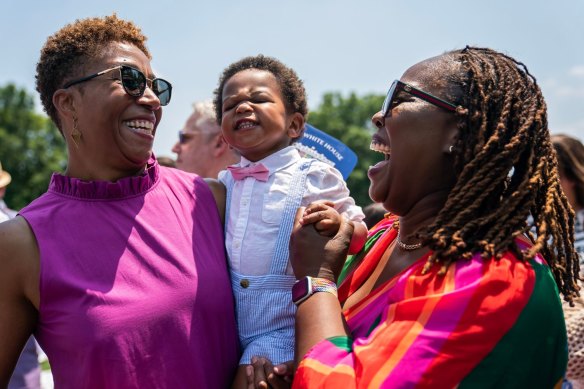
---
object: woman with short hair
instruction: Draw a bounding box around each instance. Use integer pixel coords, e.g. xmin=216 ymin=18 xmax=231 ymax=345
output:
xmin=0 ymin=15 xmax=239 ymax=388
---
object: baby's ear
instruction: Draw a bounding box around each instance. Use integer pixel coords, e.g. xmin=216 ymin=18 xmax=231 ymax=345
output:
xmin=287 ymin=112 xmax=305 ymax=140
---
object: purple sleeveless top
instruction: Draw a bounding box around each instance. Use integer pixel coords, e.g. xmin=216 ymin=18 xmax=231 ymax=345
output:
xmin=20 ymin=159 xmax=239 ymax=389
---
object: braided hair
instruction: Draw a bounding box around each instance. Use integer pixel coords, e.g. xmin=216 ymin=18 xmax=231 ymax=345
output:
xmin=417 ymin=47 xmax=579 ymax=303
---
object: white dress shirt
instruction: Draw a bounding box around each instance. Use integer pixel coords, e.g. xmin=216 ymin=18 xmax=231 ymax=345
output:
xmin=0 ymin=199 xmax=16 ymax=223
xmin=219 ymin=146 xmax=364 ymax=276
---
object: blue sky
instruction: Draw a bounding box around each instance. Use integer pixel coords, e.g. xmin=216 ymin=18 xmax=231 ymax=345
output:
xmin=1 ymin=0 xmax=583 ymax=157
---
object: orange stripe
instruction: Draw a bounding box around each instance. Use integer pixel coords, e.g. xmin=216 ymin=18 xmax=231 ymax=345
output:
xmin=343 ymin=274 xmax=399 ymax=321
xmin=419 ymin=255 xmax=534 ymax=387
xmin=299 ymin=358 xmax=356 ymax=377
xmin=339 ymin=222 xmax=397 ymax=301
xmin=353 ymin=302 xmax=396 ymax=349
xmin=367 ymin=265 xmax=456 ymax=388
xmin=343 ymin=254 xmax=430 ymax=322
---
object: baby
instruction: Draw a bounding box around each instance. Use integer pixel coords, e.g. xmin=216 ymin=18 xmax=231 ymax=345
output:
xmin=213 ymin=55 xmax=367 ymax=388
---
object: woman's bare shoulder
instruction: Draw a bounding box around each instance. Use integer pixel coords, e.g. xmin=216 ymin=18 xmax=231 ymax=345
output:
xmin=0 ymin=216 xmax=40 ymax=307
xmin=203 ymin=178 xmax=226 ymax=196
xmin=0 ymin=216 xmax=38 ymax=254
xmin=203 ymin=178 xmax=226 ymax=222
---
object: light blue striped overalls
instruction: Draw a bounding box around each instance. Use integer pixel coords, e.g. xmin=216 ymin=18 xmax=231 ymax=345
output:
xmin=225 ymin=159 xmax=313 ymax=364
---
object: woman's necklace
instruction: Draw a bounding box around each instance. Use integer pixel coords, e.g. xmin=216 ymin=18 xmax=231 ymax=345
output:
xmin=393 ymin=220 xmax=423 ymax=251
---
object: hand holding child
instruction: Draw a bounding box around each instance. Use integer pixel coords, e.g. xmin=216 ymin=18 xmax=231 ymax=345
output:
xmin=299 ymin=201 xmax=342 ymax=237
xmin=300 ymin=200 xmax=368 ymax=255
xmin=246 ymin=357 xmax=294 ymax=389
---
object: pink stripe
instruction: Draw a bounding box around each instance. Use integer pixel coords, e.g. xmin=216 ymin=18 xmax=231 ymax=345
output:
xmin=380 ymin=255 xmax=485 ymax=386
xmin=367 ymin=219 xmax=391 ymax=238
xmin=516 ymin=237 xmax=545 ymax=265
xmin=347 ymin=265 xmax=418 ymax=340
xmin=309 ymin=340 xmax=352 ymax=368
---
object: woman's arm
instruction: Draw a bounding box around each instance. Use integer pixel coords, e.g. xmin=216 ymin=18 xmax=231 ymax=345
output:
xmin=290 ymin=227 xmax=565 ymax=388
xmin=204 ymin=178 xmax=227 ymax=223
xmin=0 ymin=217 xmax=40 ymax=385
xmin=289 ymin=208 xmax=353 ymax=362
xmin=294 ymin=293 xmax=347 ymax=364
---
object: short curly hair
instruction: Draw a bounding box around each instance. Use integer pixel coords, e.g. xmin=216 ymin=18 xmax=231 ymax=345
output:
xmin=213 ymin=55 xmax=308 ymax=125
xmin=36 ymin=14 xmax=150 ymax=131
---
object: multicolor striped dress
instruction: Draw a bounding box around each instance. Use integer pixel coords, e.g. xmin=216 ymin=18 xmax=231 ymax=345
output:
xmin=293 ymin=216 xmax=568 ymax=388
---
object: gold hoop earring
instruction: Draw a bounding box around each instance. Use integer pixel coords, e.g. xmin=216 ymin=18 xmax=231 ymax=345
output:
xmin=71 ymin=115 xmax=82 ymax=149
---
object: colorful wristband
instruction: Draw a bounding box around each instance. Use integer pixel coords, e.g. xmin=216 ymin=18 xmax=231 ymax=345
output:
xmin=292 ymin=276 xmax=338 ymax=306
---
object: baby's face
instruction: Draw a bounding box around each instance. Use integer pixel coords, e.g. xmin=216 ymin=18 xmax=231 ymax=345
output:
xmin=220 ymin=69 xmax=303 ymax=162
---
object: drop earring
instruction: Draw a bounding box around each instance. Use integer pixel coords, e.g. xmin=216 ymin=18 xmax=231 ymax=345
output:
xmin=71 ymin=115 xmax=82 ymax=149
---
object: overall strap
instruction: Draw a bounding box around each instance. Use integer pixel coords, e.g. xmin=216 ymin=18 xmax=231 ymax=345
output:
xmin=224 ymin=172 xmax=235 ymax=236
xmin=269 ymin=159 xmax=314 ymax=274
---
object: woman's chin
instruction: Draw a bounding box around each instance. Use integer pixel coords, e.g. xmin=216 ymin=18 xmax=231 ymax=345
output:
xmin=123 ymin=149 xmax=153 ymax=169
xmin=368 ymin=183 xmax=387 ymax=205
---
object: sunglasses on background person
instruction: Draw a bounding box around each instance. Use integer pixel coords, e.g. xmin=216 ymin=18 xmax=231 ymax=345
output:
xmin=381 ymin=80 xmax=458 ymax=117
xmin=178 ymin=130 xmax=203 ymax=144
xmin=178 ymin=130 xmax=191 ymax=144
xmin=63 ymin=65 xmax=172 ymax=106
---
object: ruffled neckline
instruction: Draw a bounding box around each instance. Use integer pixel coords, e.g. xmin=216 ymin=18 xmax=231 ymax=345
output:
xmin=48 ymin=158 xmax=159 ymax=200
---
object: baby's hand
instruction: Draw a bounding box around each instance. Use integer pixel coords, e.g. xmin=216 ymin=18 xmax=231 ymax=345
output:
xmin=300 ymin=201 xmax=342 ymax=237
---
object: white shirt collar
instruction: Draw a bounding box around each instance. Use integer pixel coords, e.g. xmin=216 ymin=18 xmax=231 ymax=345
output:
xmin=239 ymin=146 xmax=301 ymax=175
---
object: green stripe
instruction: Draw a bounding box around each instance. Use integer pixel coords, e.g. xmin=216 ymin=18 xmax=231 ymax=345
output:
xmin=366 ymin=315 xmax=382 ymax=337
xmin=326 ymin=336 xmax=353 ymax=352
xmin=459 ymin=259 xmax=567 ymax=388
xmin=338 ymin=228 xmax=387 ymax=284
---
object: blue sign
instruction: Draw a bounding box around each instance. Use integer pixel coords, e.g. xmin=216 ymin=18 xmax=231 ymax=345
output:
xmin=295 ymin=124 xmax=358 ymax=180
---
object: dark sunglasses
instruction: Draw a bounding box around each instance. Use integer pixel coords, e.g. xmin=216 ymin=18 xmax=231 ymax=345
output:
xmin=178 ymin=130 xmax=190 ymax=144
xmin=381 ymin=80 xmax=457 ymax=117
xmin=63 ymin=65 xmax=172 ymax=106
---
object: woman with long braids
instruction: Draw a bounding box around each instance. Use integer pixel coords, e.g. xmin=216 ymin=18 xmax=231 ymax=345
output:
xmin=247 ymin=47 xmax=578 ymax=388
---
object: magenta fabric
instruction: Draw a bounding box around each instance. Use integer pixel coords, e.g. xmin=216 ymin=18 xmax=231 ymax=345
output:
xmin=19 ymin=159 xmax=239 ymax=389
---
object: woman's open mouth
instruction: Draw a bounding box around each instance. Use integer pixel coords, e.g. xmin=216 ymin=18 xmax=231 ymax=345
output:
xmin=370 ymin=141 xmax=391 ymax=160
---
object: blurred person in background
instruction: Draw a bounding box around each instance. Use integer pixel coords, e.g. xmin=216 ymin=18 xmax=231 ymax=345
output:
xmin=553 ymin=134 xmax=584 ymax=259
xmin=0 ymin=162 xmax=17 ymax=222
xmin=172 ymin=100 xmax=239 ymax=178
xmin=156 ymin=155 xmax=176 ymax=168
xmin=362 ymin=202 xmax=387 ymax=229
xmin=552 ymin=133 xmax=584 ymax=388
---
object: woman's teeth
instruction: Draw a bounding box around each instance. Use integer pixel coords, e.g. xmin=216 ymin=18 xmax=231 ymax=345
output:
xmin=124 ymin=120 xmax=154 ymax=135
xmin=370 ymin=142 xmax=391 ymax=159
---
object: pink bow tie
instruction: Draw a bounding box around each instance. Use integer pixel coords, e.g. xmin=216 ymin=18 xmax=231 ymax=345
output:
xmin=227 ymin=163 xmax=270 ymax=182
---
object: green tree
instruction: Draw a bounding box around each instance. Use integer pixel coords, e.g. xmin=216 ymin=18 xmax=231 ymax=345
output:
xmin=308 ymin=92 xmax=385 ymax=207
xmin=0 ymin=83 xmax=66 ymax=210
